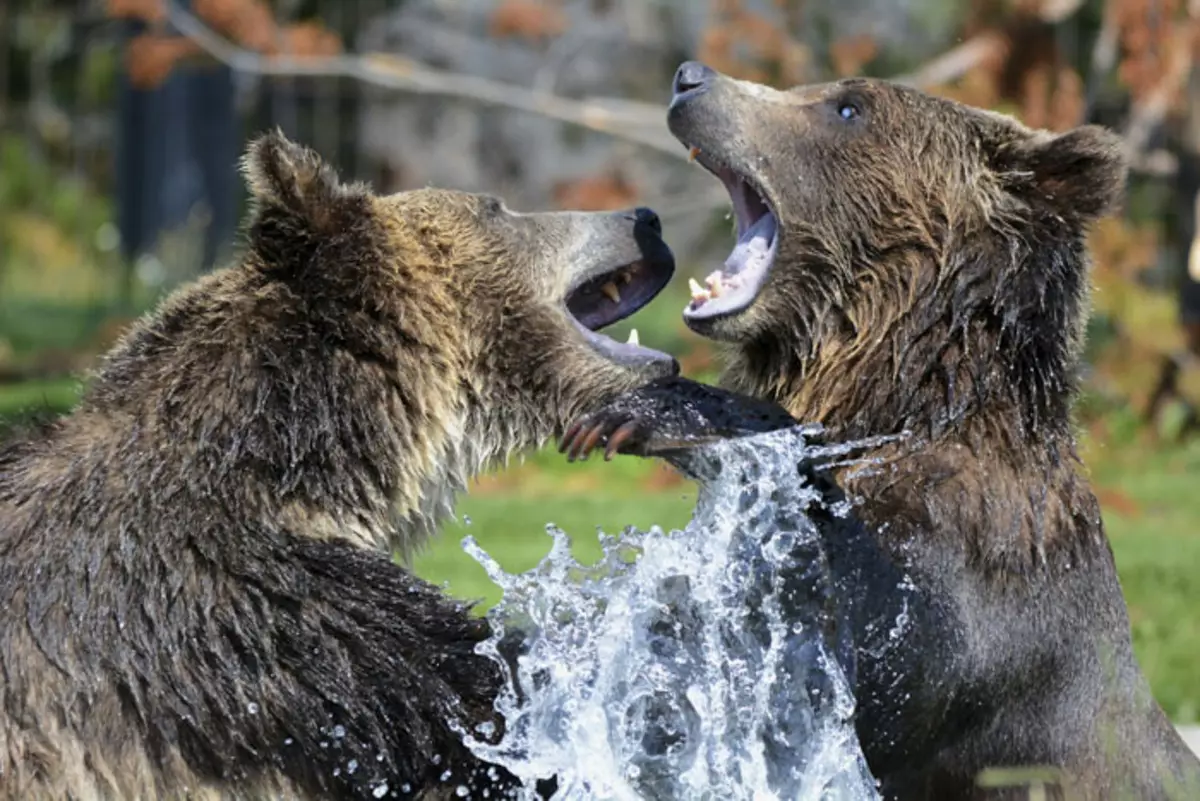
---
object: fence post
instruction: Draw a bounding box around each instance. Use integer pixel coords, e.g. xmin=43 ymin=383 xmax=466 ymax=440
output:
xmin=115 ymin=1 xmax=238 ymax=296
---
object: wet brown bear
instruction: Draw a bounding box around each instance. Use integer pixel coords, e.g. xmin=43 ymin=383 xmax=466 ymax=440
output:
xmin=564 ymin=63 xmax=1200 ymax=799
xmin=0 ymin=130 xmax=677 ymax=800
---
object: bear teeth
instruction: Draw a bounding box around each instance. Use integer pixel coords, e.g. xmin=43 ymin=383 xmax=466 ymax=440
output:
xmin=688 ymin=277 xmax=710 ymax=304
xmin=705 ymin=271 xmax=725 ymax=297
xmin=601 ymin=282 xmax=621 ymax=303
xmin=626 ymin=328 xmax=640 ymax=346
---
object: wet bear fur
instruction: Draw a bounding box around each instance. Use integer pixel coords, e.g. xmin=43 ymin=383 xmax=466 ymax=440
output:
xmin=0 ymin=130 xmax=678 ymax=800
xmin=565 ymin=64 xmax=1200 ymax=800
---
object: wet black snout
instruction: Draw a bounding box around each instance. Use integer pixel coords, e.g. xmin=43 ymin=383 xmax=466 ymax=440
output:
xmin=672 ymin=61 xmax=717 ymax=99
xmin=627 ymin=206 xmax=662 ymax=236
xmin=621 ymin=206 xmax=673 ymax=283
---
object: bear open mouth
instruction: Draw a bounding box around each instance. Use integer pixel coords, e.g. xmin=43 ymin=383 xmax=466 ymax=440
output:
xmin=681 ymin=148 xmax=778 ymax=321
xmin=565 ymin=257 xmax=675 ymax=368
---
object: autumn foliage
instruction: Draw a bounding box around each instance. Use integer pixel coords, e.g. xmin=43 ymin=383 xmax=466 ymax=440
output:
xmin=105 ymin=0 xmax=342 ymax=90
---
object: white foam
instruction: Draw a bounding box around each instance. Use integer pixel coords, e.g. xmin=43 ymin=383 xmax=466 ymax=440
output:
xmin=460 ymin=426 xmax=883 ymax=801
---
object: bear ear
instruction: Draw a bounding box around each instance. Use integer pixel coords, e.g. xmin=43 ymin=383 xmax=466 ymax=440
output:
xmin=998 ymin=124 xmax=1128 ymax=222
xmin=241 ymin=128 xmax=347 ymax=230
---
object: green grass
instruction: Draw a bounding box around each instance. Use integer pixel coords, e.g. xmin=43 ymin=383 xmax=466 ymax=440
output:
xmin=413 ymin=488 xmax=696 ymax=608
xmin=412 ymin=441 xmax=698 ymax=606
xmin=0 ymin=376 xmax=83 ymax=422
xmin=1084 ymin=441 xmax=1200 ymax=723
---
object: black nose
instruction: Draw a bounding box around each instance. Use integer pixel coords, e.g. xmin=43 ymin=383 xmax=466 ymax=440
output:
xmin=631 ymin=206 xmax=662 ymax=235
xmin=672 ymin=61 xmax=716 ymax=97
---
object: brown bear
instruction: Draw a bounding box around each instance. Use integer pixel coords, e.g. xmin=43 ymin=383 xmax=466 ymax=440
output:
xmin=0 ymin=130 xmax=677 ymax=800
xmin=562 ymin=63 xmax=1200 ymax=800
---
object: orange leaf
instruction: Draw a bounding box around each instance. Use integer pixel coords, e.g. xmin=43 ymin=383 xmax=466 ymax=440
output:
xmin=489 ymin=0 xmax=567 ymax=42
xmin=125 ymin=34 xmax=201 ymax=89
xmin=105 ymin=0 xmax=165 ymax=24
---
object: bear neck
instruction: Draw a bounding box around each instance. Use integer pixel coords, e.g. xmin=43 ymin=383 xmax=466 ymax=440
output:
xmin=732 ymin=234 xmax=1089 ymax=449
xmin=722 ymin=236 xmax=1106 ymax=568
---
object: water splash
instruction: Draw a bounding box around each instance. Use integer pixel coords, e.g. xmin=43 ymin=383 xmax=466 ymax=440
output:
xmin=461 ymin=426 xmax=887 ymax=801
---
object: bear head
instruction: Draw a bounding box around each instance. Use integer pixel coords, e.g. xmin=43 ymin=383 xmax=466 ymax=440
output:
xmin=665 ymin=63 xmax=1126 ymax=437
xmin=87 ymin=130 xmax=678 ymax=556
xmin=241 ymin=129 xmax=678 ymax=420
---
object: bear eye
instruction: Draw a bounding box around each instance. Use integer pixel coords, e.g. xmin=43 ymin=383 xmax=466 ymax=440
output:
xmin=837 ymin=101 xmax=862 ymax=121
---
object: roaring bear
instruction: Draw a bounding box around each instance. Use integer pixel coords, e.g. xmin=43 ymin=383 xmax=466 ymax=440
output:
xmin=563 ymin=63 xmax=1200 ymax=800
xmin=0 ymin=130 xmax=677 ymax=800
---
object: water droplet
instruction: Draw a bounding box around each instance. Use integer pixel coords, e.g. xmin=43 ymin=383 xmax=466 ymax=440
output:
xmin=455 ymin=786 xmax=469 ymax=797
xmin=430 ymin=753 xmax=442 ymax=766
xmin=371 ymin=782 xmax=389 ymax=798
xmin=439 ymin=769 xmax=452 ymax=782
xmin=283 ymin=737 xmax=293 ymax=746
xmin=332 ymin=724 xmax=345 ymax=739
xmin=346 ymin=759 xmax=358 ymax=774
xmin=474 ymin=721 xmax=495 ymax=737
xmin=246 ymin=702 xmax=259 ymax=715
xmin=462 ymin=514 xmax=472 ymax=526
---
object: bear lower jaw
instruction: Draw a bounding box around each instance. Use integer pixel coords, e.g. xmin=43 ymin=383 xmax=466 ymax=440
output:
xmin=570 ymin=315 xmax=678 ymax=375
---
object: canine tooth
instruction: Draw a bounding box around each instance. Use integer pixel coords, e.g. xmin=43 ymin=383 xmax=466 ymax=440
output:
xmin=601 ymin=282 xmax=621 ymax=303
xmin=619 ymin=270 xmax=634 ymax=284
xmin=627 ymin=328 xmax=640 ymax=346
xmin=688 ymin=277 xmax=707 ymax=297
xmin=705 ymin=271 xmax=724 ymax=297
xmin=688 ymin=146 xmax=701 ymax=162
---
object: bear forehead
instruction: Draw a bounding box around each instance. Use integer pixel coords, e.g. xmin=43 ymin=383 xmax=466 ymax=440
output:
xmin=374 ymin=186 xmax=499 ymax=216
xmin=776 ymin=77 xmax=982 ymax=131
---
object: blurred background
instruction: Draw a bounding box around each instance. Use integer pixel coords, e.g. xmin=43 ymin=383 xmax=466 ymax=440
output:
xmin=1 ymin=0 xmax=1198 ymax=724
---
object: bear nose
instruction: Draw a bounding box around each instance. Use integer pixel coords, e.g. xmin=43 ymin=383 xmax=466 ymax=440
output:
xmin=672 ymin=61 xmax=716 ymax=98
xmin=631 ymin=207 xmax=662 ymax=235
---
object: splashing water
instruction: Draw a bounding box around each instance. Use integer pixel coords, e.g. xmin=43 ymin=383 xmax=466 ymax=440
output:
xmin=461 ymin=426 xmax=887 ymax=801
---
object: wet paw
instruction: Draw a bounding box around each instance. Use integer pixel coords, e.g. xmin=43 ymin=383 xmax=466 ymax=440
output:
xmin=560 ymin=409 xmax=649 ymax=462
xmin=560 ymin=377 xmax=801 ymax=463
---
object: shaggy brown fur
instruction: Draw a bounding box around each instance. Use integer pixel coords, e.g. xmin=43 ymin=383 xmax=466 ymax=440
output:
xmin=0 ymin=130 xmax=677 ymax=800
xmin=564 ymin=64 xmax=1200 ymax=799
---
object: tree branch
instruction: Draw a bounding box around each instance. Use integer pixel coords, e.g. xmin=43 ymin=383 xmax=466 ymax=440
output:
xmin=1121 ymin=25 xmax=1195 ymax=159
xmin=892 ymin=33 xmax=1009 ymax=89
xmin=165 ymin=1 xmax=1179 ymax=190
xmin=1081 ymin=0 xmax=1121 ymax=125
xmin=163 ymin=1 xmax=688 ymax=161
